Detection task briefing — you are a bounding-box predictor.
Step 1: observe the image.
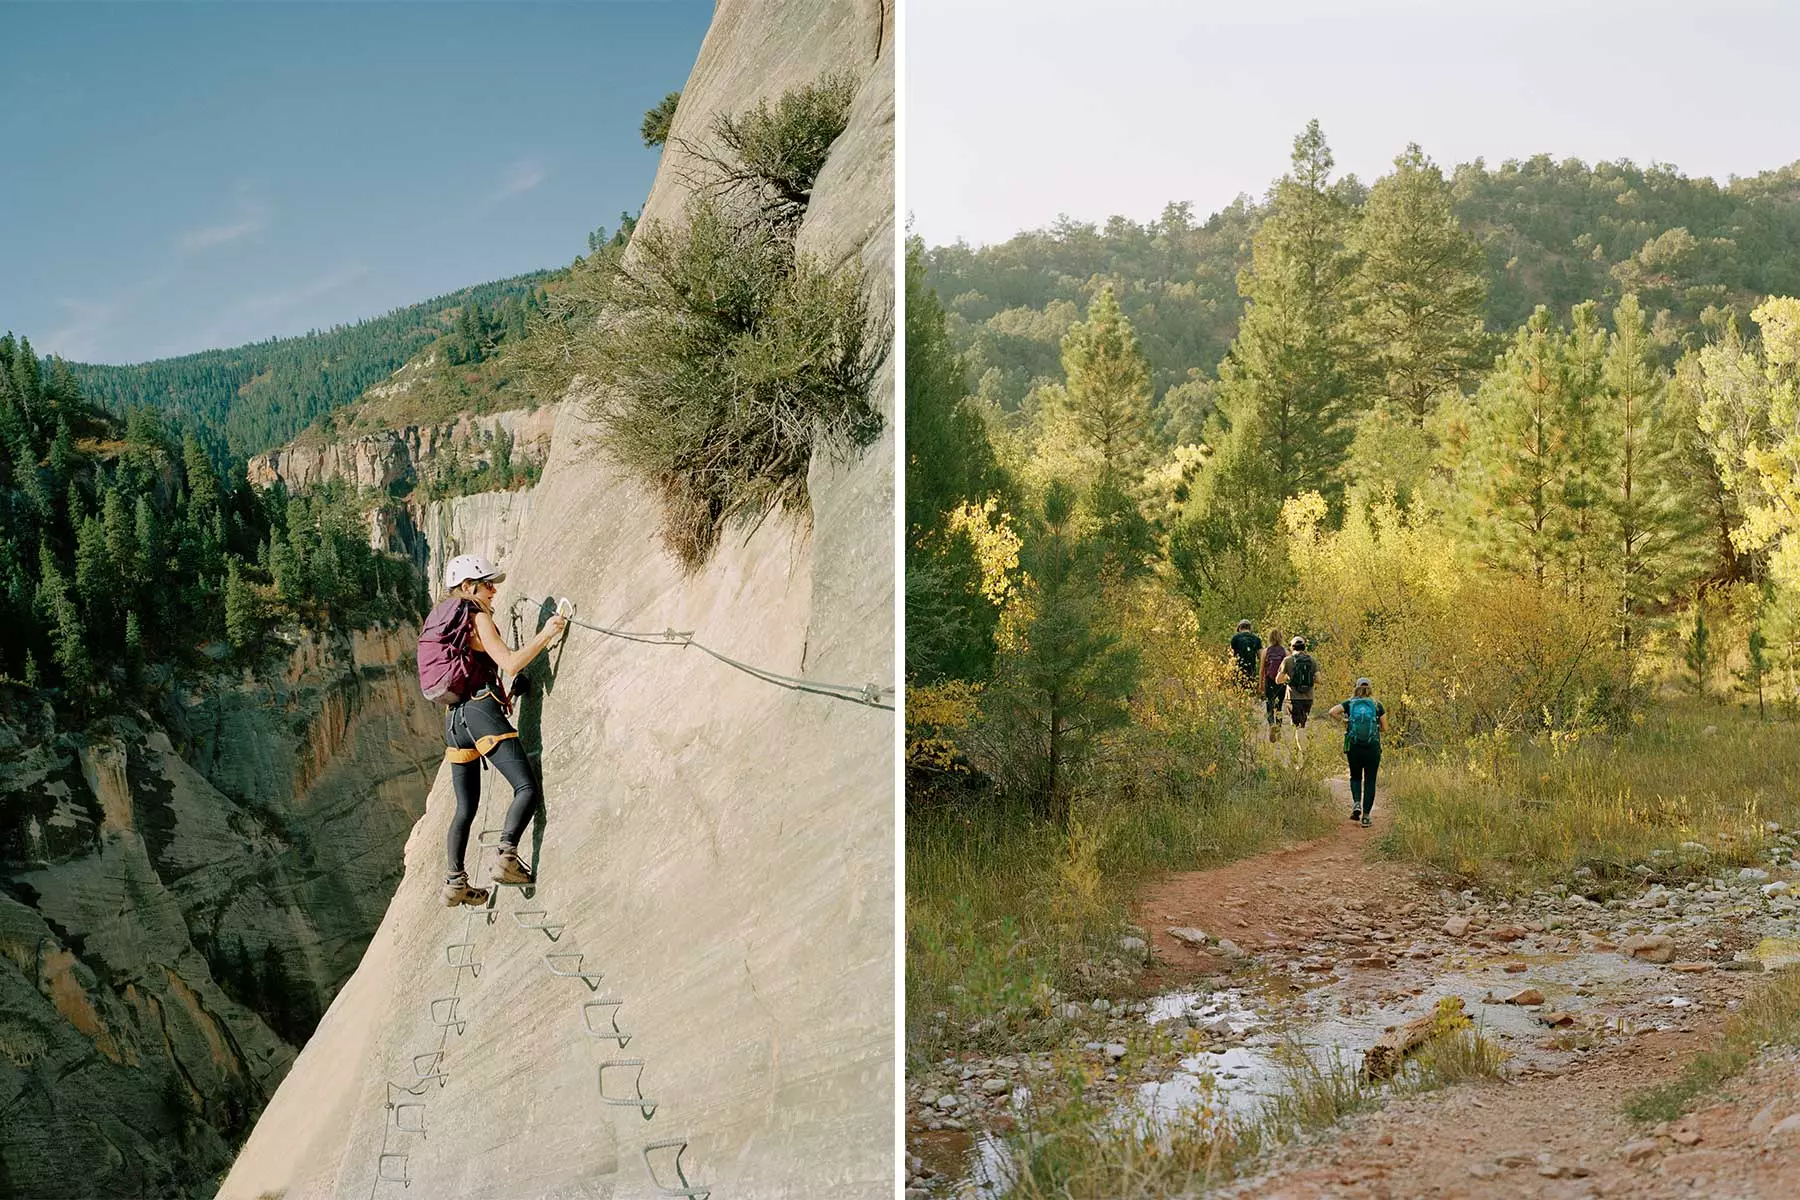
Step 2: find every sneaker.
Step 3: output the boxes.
[491,847,536,886]
[1360,814,1372,828]
[442,873,489,907]
[1350,807,1362,821]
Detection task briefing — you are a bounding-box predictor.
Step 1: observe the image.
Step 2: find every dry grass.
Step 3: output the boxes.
[1380,700,1800,894]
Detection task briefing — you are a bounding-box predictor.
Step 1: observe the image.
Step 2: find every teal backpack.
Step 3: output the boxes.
[1346,696,1381,748]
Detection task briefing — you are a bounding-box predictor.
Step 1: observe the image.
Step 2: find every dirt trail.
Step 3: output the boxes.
[1134,776,1800,1199]
[1140,777,1425,982]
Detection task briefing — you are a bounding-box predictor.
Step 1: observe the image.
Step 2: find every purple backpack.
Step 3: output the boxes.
[418,597,480,705]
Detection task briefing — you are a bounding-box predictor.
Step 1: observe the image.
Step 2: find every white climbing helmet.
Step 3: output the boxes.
[445,554,506,589]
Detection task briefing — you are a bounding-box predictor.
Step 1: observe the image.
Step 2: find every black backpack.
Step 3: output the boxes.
[1286,652,1316,691]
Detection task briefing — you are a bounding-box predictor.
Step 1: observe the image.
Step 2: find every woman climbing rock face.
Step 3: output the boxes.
[418,553,568,906]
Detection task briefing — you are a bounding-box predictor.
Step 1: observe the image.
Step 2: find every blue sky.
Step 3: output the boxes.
[909,0,1800,248]
[0,1,711,364]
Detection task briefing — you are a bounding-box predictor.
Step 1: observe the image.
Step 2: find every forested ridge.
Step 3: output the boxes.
[0,332,423,709]
[68,271,560,459]
[924,153,1800,422]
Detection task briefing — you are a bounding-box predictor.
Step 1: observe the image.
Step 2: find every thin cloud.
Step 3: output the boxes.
[494,158,548,202]
[176,186,271,252]
[177,218,265,252]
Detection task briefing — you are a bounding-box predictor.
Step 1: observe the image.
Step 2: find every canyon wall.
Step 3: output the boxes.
[0,625,445,1198]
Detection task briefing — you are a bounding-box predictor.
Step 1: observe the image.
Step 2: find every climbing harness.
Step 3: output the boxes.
[511,595,895,711]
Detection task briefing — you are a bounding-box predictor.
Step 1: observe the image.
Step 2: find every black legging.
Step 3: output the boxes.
[1264,678,1286,724]
[1348,743,1381,815]
[444,689,541,876]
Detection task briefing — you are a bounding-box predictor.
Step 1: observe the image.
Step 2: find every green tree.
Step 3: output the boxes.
[641,91,680,147]
[1051,284,1153,478]
[1210,120,1365,521]
[35,546,91,690]
[1601,294,1694,643]
[1349,144,1489,424]
[224,560,260,651]
[978,481,1139,824]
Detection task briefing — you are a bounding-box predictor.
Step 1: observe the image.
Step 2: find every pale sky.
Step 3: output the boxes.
[908,0,1800,247]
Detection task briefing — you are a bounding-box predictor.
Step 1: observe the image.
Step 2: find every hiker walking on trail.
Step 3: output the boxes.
[417,554,568,906]
[1261,626,1288,733]
[1330,678,1386,828]
[1230,618,1263,690]
[1274,636,1318,742]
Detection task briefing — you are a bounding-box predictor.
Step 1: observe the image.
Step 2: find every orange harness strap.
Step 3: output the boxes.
[474,731,519,756]
[444,747,481,764]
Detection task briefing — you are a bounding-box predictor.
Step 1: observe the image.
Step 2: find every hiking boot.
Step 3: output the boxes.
[1360,814,1373,828]
[442,873,489,907]
[491,846,535,886]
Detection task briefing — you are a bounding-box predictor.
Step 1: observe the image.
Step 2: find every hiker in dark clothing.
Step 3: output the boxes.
[421,554,567,906]
[1330,677,1386,827]
[1261,627,1288,730]
[1275,636,1318,738]
[1230,618,1263,689]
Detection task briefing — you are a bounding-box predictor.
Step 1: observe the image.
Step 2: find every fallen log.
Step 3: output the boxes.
[1363,996,1466,1080]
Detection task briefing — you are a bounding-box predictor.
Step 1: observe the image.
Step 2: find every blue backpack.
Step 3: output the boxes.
[1346,696,1381,747]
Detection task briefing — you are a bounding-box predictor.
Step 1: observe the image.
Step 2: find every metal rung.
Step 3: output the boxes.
[580,998,631,1046]
[429,996,466,1035]
[445,942,481,977]
[643,1138,709,1199]
[390,1101,426,1134]
[388,1080,431,1102]
[512,909,566,942]
[546,952,604,991]
[598,1058,658,1120]
[412,1051,447,1082]
[476,828,506,845]
[377,1152,410,1186]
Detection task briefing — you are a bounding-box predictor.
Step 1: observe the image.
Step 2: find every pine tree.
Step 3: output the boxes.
[1210,121,1365,520]
[36,545,91,690]
[982,480,1139,824]
[1052,284,1153,479]
[1471,307,1572,585]
[225,559,260,651]
[1349,144,1490,424]
[1602,294,1693,644]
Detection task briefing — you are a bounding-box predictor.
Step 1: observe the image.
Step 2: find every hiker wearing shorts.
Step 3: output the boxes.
[419,554,567,906]
[1229,618,1263,690]
[1261,627,1288,730]
[1330,678,1386,827]
[1275,636,1317,734]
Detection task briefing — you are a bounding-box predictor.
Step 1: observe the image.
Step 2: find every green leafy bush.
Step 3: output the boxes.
[525,72,885,569]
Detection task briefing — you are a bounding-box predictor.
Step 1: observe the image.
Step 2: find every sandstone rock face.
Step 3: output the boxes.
[246,406,558,493]
[220,2,893,1197]
[0,624,443,1199]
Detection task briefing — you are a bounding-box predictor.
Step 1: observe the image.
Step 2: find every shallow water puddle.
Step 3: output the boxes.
[960,949,1674,1194]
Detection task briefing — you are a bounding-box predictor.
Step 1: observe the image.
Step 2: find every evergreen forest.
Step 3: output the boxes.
[69,272,559,460]
[0,333,426,709]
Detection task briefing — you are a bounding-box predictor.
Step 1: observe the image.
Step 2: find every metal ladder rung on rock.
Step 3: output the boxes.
[597,1058,658,1119]
[444,941,481,978]
[377,1152,411,1187]
[389,1100,427,1134]
[512,909,566,941]
[643,1138,709,1199]
[546,951,604,991]
[429,996,466,1036]
[411,1051,448,1085]
[580,997,631,1047]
